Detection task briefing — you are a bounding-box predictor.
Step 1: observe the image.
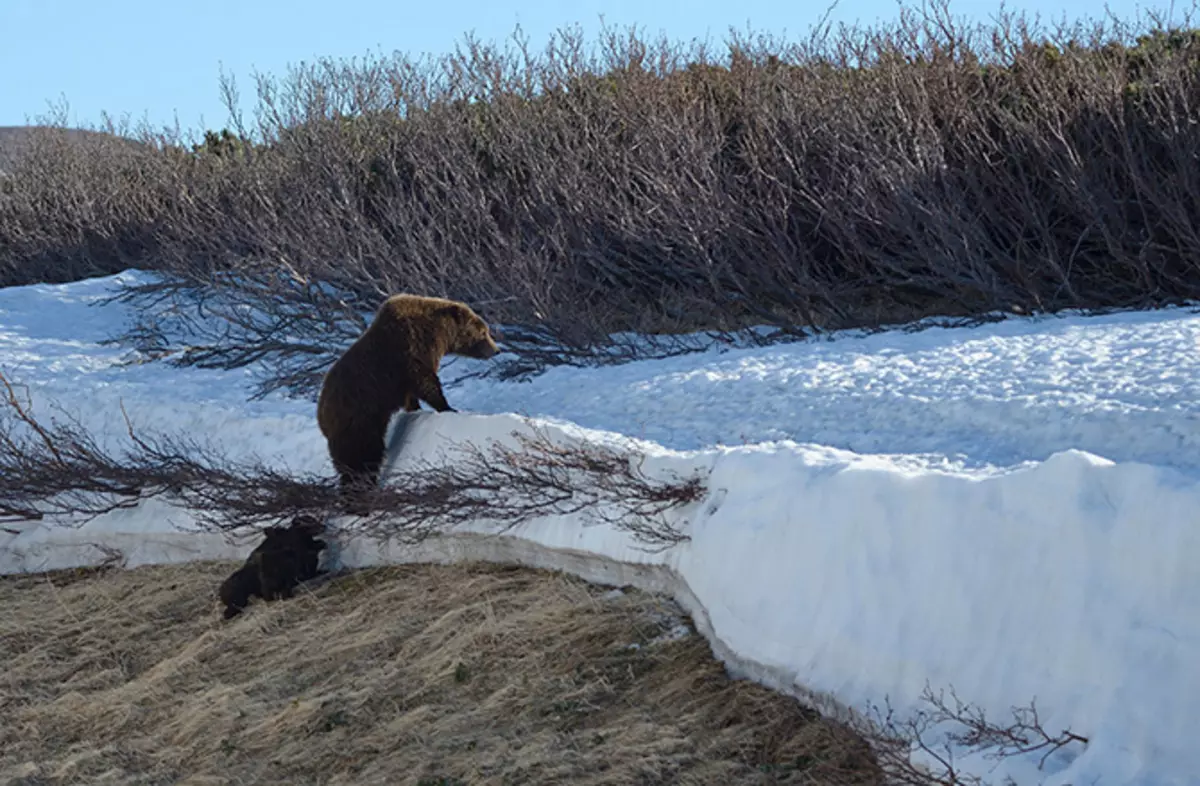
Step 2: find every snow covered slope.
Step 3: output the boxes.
[2,272,1198,785]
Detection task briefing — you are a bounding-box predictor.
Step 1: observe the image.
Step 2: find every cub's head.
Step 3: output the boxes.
[262,517,327,555]
[287,514,325,538]
[442,302,501,360]
[256,525,292,551]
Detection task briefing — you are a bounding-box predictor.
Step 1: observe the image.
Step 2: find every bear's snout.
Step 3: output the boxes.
[468,338,500,359]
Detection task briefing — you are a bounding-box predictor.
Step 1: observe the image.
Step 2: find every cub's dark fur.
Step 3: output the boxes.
[218,515,328,619]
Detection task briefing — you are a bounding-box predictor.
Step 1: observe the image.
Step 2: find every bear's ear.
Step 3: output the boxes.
[435,304,467,323]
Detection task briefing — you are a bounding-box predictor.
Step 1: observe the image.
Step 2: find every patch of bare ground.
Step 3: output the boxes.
[0,561,881,786]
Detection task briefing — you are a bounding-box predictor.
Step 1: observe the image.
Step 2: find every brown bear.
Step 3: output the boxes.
[316,293,500,496]
[218,515,328,619]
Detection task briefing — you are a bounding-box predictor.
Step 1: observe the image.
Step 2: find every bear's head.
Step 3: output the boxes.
[443,303,501,360]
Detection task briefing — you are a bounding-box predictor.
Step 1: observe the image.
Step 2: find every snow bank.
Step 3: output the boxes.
[6,411,1198,785]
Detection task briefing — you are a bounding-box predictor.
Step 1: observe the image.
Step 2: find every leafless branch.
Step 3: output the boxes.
[922,685,1089,771]
[349,424,704,549]
[847,682,1090,785]
[0,376,704,551]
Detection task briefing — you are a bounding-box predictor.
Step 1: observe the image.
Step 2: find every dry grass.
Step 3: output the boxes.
[0,561,880,786]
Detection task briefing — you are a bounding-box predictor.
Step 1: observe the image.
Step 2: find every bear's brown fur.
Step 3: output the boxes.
[218,515,328,619]
[316,293,500,494]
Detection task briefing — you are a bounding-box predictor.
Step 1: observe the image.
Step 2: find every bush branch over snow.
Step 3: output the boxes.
[98,270,372,400]
[848,685,1091,785]
[0,373,702,548]
[100,269,747,399]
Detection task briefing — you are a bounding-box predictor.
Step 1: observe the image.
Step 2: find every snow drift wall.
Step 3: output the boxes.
[3,411,1198,785]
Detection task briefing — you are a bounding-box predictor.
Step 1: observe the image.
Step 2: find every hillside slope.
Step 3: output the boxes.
[0,126,146,174]
[0,561,879,786]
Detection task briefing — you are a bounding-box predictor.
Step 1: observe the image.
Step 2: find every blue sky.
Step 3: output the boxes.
[0,0,1181,132]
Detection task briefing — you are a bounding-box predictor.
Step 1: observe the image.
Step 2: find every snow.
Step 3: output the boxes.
[449,307,1200,473]
[2,271,1199,786]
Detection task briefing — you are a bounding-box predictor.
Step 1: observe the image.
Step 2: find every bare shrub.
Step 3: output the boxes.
[97,270,371,399]
[850,684,1091,785]
[102,269,766,398]
[0,373,703,549]
[356,425,704,548]
[5,3,1200,390]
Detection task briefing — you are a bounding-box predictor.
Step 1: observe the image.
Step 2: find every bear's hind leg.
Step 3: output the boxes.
[328,421,388,496]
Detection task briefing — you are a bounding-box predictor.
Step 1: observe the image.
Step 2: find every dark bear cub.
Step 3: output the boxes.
[316,293,500,498]
[218,515,328,619]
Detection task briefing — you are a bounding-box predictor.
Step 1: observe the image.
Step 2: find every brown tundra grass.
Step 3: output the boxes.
[0,561,881,786]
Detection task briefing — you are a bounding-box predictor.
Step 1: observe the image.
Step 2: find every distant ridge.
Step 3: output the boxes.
[0,126,147,174]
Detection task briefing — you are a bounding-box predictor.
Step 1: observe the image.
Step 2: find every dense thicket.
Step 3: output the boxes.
[3,4,1199,393]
